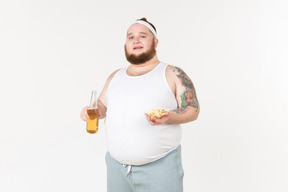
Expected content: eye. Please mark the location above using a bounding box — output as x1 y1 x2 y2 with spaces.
141 36 146 38
128 36 134 40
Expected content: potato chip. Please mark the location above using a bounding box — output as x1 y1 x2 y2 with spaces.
147 108 168 120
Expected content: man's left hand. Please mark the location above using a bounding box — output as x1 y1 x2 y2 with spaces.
145 112 169 125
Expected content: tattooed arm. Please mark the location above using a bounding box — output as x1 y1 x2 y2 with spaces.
165 65 200 124
145 65 199 125
143 65 199 125
166 66 199 123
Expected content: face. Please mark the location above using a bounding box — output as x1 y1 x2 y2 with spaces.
125 24 158 64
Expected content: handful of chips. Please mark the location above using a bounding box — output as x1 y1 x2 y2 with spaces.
147 108 168 120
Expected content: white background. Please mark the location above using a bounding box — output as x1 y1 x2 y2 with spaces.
1 0 288 191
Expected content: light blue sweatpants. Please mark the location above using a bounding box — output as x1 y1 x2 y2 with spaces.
105 145 184 192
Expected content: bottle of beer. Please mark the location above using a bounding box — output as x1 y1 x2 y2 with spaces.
86 90 100 134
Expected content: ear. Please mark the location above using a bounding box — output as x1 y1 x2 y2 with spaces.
154 38 159 48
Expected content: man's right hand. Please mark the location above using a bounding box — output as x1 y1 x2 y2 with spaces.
80 106 89 122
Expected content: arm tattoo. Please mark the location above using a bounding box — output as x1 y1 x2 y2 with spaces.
172 67 199 113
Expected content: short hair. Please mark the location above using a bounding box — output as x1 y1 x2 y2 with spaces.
136 17 157 34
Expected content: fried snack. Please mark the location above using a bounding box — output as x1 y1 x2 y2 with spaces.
147 108 168 120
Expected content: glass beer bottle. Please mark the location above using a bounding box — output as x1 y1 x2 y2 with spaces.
86 90 100 134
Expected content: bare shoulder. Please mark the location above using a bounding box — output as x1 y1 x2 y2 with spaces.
165 65 189 82
98 69 121 106
107 69 121 82
167 65 184 74
103 68 121 90
166 64 192 91
168 65 193 85
166 65 177 76
166 65 192 93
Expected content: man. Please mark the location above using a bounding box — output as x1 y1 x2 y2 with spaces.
80 18 200 192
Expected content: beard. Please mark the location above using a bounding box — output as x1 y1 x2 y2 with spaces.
124 43 156 65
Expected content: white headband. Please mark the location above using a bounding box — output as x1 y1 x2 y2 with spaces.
131 20 157 38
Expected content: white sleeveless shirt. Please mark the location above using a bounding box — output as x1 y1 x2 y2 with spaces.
105 63 182 165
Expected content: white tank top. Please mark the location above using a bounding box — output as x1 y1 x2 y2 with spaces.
105 63 182 165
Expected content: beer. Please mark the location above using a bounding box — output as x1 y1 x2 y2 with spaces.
87 108 100 134
86 90 99 134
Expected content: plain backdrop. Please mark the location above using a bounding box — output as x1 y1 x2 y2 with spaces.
1 0 288 192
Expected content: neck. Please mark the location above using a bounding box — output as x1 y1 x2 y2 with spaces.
127 56 160 76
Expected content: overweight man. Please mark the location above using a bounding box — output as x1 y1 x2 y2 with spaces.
80 17 200 192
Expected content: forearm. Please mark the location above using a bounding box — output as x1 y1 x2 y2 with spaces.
166 106 199 124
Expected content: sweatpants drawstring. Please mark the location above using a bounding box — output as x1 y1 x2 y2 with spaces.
122 164 132 176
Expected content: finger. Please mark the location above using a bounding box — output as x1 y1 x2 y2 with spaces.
152 117 160 125
82 106 89 113
145 114 157 125
146 115 155 124
80 106 89 121
81 114 88 122
150 120 158 125
80 112 89 122
80 113 84 120
158 112 168 119
145 113 153 122
152 116 158 122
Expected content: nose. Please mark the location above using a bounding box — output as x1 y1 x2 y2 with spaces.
133 36 141 44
